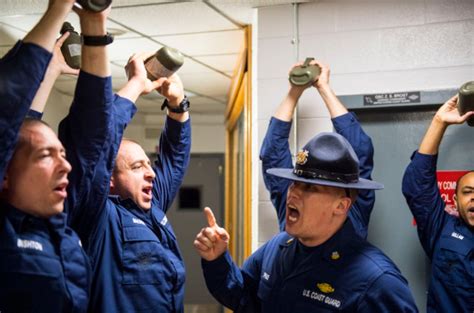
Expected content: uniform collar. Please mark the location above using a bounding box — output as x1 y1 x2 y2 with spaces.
1 200 66 233
453 217 474 239
280 219 358 263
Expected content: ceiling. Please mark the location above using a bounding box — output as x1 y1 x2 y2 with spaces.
0 0 310 116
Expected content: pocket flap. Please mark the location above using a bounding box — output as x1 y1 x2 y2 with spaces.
123 226 158 242
439 237 470 256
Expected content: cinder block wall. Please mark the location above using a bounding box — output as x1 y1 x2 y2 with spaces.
255 1 474 310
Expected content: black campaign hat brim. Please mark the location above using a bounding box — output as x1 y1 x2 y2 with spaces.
266 168 384 190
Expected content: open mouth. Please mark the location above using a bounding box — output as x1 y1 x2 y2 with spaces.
287 205 300 223
53 182 68 198
142 186 153 200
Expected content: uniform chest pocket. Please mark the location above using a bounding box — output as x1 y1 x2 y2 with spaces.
0 249 61 277
434 238 473 287
122 226 163 285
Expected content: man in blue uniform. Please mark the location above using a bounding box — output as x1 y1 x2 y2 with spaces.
260 60 375 239
194 66 418 313
0 1 91 312
59 47 191 312
402 95 474 313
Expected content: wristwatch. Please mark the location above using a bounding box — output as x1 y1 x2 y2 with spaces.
81 33 114 46
161 95 190 113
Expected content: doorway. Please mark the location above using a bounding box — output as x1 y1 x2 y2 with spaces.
356 106 474 312
166 154 225 313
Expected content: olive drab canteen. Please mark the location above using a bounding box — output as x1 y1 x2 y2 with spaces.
289 57 321 86
60 22 81 70
144 46 185 81
76 0 112 12
457 81 474 127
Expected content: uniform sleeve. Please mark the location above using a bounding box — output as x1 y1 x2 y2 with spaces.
59 71 136 239
0 41 52 188
333 112 375 239
152 116 191 213
402 151 447 258
357 272 419 313
259 117 293 231
201 248 265 312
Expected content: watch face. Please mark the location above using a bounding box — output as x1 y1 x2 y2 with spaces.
166 96 189 113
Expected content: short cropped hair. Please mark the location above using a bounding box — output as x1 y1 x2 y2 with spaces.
455 171 474 195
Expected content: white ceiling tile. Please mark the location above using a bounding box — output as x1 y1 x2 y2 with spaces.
109 37 162 61
110 2 238 37
180 72 231 97
179 57 216 75
155 29 244 56
194 54 240 72
207 2 254 25
110 62 128 81
0 23 26 45
0 13 139 40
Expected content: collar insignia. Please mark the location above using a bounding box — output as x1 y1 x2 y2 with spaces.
331 251 340 260
296 150 309 165
317 283 335 294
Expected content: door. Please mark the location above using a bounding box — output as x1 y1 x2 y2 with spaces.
356 106 474 312
166 154 224 313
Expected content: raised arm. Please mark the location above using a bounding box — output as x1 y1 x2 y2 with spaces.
0 0 74 188
28 32 79 118
259 62 309 230
402 96 474 256
151 74 191 212
59 6 121 237
313 61 375 238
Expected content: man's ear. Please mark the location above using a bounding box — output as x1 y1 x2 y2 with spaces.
453 194 459 211
109 176 115 192
334 197 352 216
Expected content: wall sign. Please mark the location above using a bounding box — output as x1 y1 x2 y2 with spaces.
436 170 470 216
363 92 421 106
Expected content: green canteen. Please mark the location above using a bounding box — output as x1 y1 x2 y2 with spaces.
458 81 474 127
76 0 112 12
145 46 184 81
289 57 321 86
60 22 81 70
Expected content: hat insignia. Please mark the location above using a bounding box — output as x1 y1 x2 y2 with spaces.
296 150 309 165
317 283 335 293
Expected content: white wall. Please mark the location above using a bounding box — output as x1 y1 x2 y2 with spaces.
256 0 474 245
255 0 474 310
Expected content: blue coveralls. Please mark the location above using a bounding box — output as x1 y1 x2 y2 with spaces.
202 220 418 312
260 113 376 238
0 41 90 312
59 76 191 313
402 151 474 313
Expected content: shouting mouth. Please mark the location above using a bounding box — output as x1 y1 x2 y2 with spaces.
287 205 300 223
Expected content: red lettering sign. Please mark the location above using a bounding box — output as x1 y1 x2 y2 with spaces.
412 170 468 226
436 170 469 216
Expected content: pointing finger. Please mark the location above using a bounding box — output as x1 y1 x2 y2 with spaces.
204 207 217 227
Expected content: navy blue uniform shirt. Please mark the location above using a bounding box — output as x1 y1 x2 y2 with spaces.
202 220 418 313
260 113 375 238
0 41 90 313
402 151 474 313
59 76 191 313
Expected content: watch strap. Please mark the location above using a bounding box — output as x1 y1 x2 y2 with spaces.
81 33 114 46
161 96 190 113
